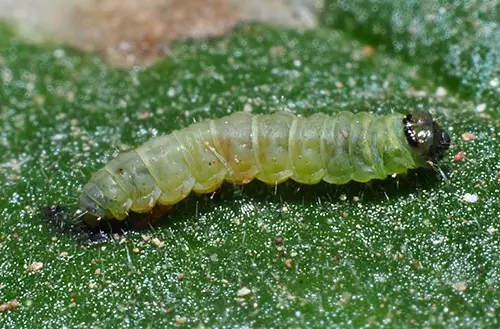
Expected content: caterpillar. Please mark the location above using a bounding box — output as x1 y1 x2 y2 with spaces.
78 111 450 227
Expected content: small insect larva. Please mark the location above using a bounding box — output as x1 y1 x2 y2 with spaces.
79 111 450 226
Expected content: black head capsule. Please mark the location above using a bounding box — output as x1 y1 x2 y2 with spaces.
403 111 451 163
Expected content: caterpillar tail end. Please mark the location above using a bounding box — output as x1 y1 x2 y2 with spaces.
43 199 171 244
403 112 451 164
81 186 171 227
42 205 116 244
42 204 86 234
80 204 171 232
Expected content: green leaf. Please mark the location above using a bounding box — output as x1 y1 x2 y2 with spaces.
0 5 498 328
321 0 500 102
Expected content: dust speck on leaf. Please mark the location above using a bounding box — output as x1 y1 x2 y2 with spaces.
486 226 497 235
462 132 476 141
0 300 19 312
462 193 478 203
151 237 165 248
453 151 466 162
237 287 251 297
475 103 486 113
453 281 467 292
412 259 424 269
435 86 447 97
26 262 43 272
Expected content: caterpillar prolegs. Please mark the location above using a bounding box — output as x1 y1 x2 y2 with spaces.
79 111 450 226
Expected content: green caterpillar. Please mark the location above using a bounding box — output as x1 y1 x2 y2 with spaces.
79 111 450 225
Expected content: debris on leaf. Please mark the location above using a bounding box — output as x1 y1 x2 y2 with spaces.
453 151 466 162
453 281 467 292
237 286 252 297
0 300 19 312
462 132 476 141
26 262 43 272
462 193 479 203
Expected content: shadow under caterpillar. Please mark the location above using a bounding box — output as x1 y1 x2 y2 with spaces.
44 110 451 237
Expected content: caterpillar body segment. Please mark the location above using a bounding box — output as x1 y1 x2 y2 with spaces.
79 111 451 221
288 113 327 184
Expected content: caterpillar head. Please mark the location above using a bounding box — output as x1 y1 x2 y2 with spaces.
403 112 451 163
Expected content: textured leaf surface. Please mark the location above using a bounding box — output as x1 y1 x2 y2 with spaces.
0 3 498 328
